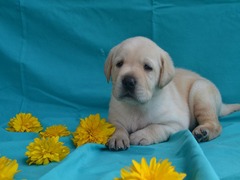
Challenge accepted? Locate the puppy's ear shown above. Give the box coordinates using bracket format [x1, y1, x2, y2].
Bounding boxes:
[158, 49, 175, 88]
[104, 46, 116, 82]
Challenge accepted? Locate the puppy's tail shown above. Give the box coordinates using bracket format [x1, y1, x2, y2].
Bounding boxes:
[220, 103, 240, 117]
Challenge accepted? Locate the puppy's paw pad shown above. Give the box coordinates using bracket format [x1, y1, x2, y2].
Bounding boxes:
[192, 127, 209, 142]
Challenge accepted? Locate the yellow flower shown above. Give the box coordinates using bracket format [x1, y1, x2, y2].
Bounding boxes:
[6, 113, 43, 132]
[0, 156, 20, 180]
[25, 137, 70, 165]
[115, 157, 186, 180]
[72, 114, 116, 147]
[40, 125, 71, 138]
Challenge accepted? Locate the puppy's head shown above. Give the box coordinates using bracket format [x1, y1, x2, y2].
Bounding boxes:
[104, 37, 175, 104]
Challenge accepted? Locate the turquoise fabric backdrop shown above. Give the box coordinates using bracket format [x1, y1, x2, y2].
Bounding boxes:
[0, 0, 240, 179]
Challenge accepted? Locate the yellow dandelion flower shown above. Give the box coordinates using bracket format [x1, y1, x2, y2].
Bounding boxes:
[40, 125, 71, 138]
[115, 157, 186, 180]
[6, 113, 43, 132]
[0, 156, 20, 180]
[72, 114, 116, 147]
[25, 137, 70, 165]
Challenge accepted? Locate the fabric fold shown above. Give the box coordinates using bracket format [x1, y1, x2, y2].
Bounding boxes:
[40, 130, 218, 180]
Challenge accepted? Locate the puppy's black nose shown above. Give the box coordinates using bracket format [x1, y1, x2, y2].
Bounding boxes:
[122, 76, 136, 91]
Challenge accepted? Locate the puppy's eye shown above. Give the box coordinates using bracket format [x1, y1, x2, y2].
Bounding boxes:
[144, 64, 153, 71]
[116, 60, 124, 68]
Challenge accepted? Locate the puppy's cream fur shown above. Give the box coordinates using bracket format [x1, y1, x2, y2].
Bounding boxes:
[104, 36, 240, 150]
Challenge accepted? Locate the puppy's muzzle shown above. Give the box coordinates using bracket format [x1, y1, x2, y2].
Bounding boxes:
[122, 75, 137, 92]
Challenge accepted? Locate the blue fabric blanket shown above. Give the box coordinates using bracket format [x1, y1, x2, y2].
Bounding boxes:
[1, 0, 240, 179]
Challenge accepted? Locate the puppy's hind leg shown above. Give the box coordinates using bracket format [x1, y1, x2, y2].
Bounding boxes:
[190, 80, 222, 142]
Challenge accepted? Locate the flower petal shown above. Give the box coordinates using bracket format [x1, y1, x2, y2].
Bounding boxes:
[25, 137, 70, 165]
[0, 156, 20, 179]
[72, 114, 116, 147]
[116, 157, 186, 180]
[6, 113, 43, 132]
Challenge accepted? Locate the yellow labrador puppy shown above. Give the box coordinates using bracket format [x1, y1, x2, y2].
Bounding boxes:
[104, 36, 240, 150]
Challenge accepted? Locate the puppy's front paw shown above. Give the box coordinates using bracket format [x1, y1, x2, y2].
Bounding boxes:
[106, 133, 130, 151]
[130, 130, 152, 145]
